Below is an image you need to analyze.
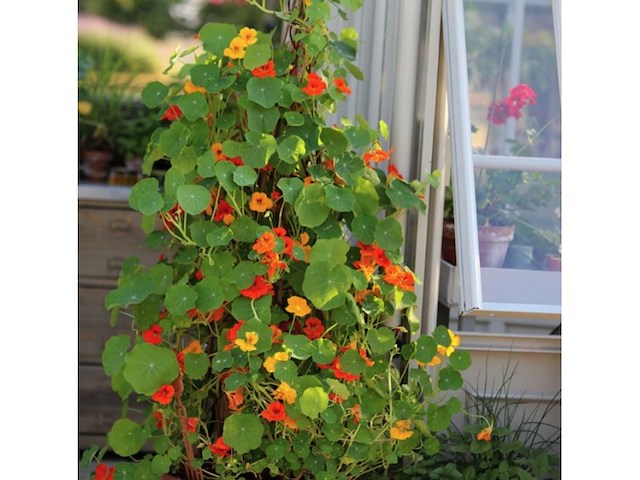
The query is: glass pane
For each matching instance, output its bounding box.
[464,0,561,158]
[464,0,561,272]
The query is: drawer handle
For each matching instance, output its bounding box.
[108,257,126,271]
[109,218,132,232]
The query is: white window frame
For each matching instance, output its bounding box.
[442,0,561,320]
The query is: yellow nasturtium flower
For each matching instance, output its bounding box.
[263,351,289,373]
[238,27,258,46]
[285,296,312,317]
[390,420,414,440]
[274,382,297,404]
[235,331,259,352]
[184,80,207,94]
[224,37,247,59]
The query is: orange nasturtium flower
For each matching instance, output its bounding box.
[477,421,494,442]
[182,339,204,355]
[235,331,259,352]
[238,27,258,46]
[211,142,227,161]
[390,420,415,440]
[274,382,298,404]
[151,384,175,405]
[286,296,312,317]
[363,146,393,166]
[184,80,206,94]
[253,231,276,254]
[249,192,273,212]
[333,77,352,95]
[283,414,298,430]
[261,401,287,422]
[224,37,247,59]
[226,386,245,411]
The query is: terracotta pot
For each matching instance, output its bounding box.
[80,149,113,182]
[477,225,515,268]
[544,253,562,271]
[441,219,457,265]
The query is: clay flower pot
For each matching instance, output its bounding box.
[80,149,113,182]
[477,225,515,268]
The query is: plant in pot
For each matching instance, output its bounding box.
[78,47,139,182]
[442,84,559,269]
[80,1,472,479]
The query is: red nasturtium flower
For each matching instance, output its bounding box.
[95,463,115,480]
[303,317,325,340]
[252,59,276,78]
[160,104,182,121]
[186,417,199,433]
[226,320,246,345]
[151,384,175,405]
[301,72,327,96]
[333,77,352,95]
[209,437,232,457]
[142,324,162,345]
[261,401,287,422]
[240,276,274,299]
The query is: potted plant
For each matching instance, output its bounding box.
[442,84,560,269]
[80,1,472,479]
[78,47,139,182]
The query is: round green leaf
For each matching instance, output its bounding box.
[277,135,306,164]
[374,216,404,251]
[320,128,348,157]
[196,150,217,178]
[302,262,352,310]
[310,338,337,364]
[141,81,168,108]
[350,214,377,244]
[247,105,280,133]
[184,352,209,379]
[123,344,180,395]
[164,284,197,315]
[266,439,288,460]
[277,177,304,203]
[108,418,146,457]
[137,191,164,216]
[214,160,238,192]
[129,177,159,212]
[230,216,259,242]
[231,261,257,289]
[387,179,422,210]
[159,121,190,158]
[102,335,131,376]
[284,111,304,126]
[199,23,237,57]
[104,273,156,309]
[294,183,330,228]
[195,276,225,312]
[424,438,440,455]
[177,92,208,121]
[232,165,259,187]
[339,348,365,374]
[366,327,396,355]
[413,335,438,363]
[309,238,350,265]
[299,387,329,419]
[206,225,234,247]
[449,349,472,371]
[352,177,379,216]
[243,43,272,70]
[246,77,282,109]
[190,63,221,91]
[427,404,452,432]
[283,333,312,360]
[151,454,171,475]
[222,413,264,454]
[176,184,211,215]
[438,366,463,390]
[324,184,355,212]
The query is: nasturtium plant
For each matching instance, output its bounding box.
[83,1,471,479]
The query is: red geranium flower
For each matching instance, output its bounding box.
[303,317,325,340]
[161,104,182,121]
[142,324,162,345]
[151,384,175,405]
[209,437,232,457]
[261,401,287,422]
